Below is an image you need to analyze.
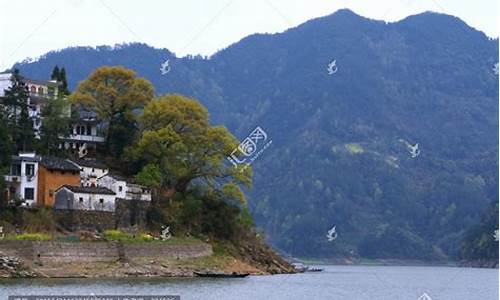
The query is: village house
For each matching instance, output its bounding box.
[74,158,109,187]
[37,156,81,207]
[98,173,152,201]
[60,108,105,155]
[54,185,116,212]
[4,152,151,211]
[3,153,40,207]
[0,72,61,138]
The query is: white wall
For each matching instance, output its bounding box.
[73,192,116,212]
[81,166,108,187]
[0,73,12,97]
[98,175,127,199]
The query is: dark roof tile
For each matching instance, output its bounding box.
[40,156,81,171]
[59,185,116,195]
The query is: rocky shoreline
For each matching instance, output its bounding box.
[0,238,295,279]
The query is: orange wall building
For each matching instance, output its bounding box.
[37,157,81,207]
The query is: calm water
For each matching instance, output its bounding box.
[0,265,498,300]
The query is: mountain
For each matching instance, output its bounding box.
[12,9,499,260]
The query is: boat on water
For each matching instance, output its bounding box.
[291,262,308,273]
[291,263,324,273]
[306,268,324,272]
[194,271,250,278]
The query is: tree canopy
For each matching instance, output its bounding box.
[2,69,34,152]
[69,66,154,156]
[129,94,252,205]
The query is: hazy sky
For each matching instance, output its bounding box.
[0,0,498,70]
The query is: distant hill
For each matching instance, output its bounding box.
[13,9,499,260]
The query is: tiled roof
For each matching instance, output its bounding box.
[24,78,60,87]
[40,156,81,172]
[99,171,128,181]
[60,185,116,195]
[75,159,107,169]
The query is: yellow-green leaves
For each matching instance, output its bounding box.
[222,182,246,205]
[128,94,253,205]
[70,66,154,121]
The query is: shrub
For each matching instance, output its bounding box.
[13,233,51,241]
[22,208,56,232]
[103,230,131,242]
[139,233,154,242]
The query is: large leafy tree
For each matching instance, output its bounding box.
[3,69,34,152]
[129,94,252,205]
[69,66,154,156]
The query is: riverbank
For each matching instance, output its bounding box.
[0,237,295,278]
[290,257,498,269]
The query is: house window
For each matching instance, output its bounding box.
[11,164,21,176]
[24,188,34,200]
[25,164,35,176]
[87,125,91,135]
[118,186,123,192]
[79,197,84,203]
[99,198,104,204]
[30,86,36,93]
[37,87,44,95]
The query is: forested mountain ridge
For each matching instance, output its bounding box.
[12,9,499,260]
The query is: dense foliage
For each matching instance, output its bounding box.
[2,69,35,152]
[69,66,155,157]
[459,201,498,262]
[13,10,499,260]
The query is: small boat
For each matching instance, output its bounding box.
[194,271,249,278]
[291,262,308,273]
[306,268,324,272]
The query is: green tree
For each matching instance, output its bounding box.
[50,65,60,81]
[3,69,34,152]
[58,67,69,95]
[0,112,12,207]
[69,66,154,156]
[128,94,252,204]
[50,65,69,95]
[39,96,72,155]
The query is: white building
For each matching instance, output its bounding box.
[98,174,151,201]
[60,108,105,154]
[75,159,109,187]
[3,153,40,207]
[0,72,61,138]
[54,185,116,212]
[126,183,152,201]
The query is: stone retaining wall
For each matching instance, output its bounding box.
[0,241,212,263]
[124,244,213,259]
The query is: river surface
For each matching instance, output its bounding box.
[0,265,498,300]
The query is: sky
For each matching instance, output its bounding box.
[0,0,498,70]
